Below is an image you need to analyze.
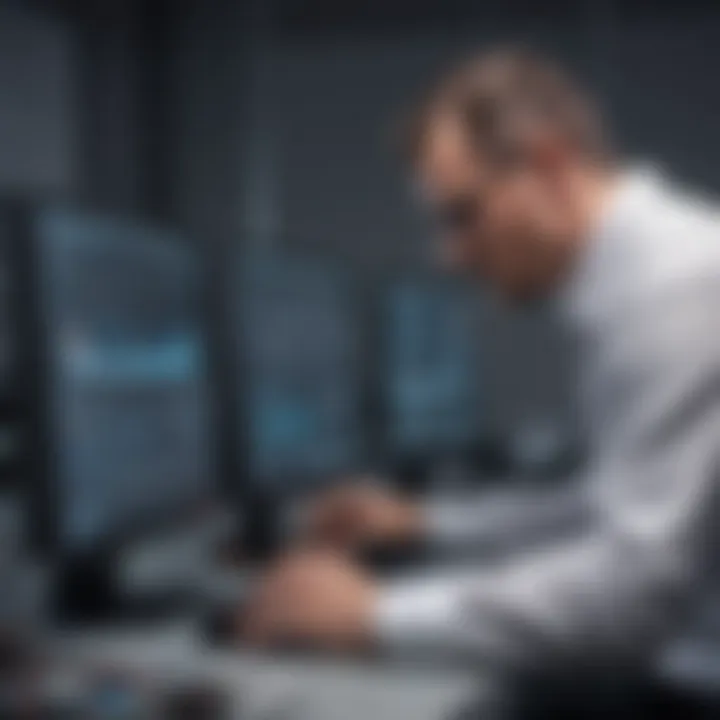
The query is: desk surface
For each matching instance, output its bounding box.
[54,621,492,720]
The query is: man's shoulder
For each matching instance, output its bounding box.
[589,180,720,340]
[567,172,720,334]
[624,181,720,304]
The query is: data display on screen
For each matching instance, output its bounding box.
[387,279,481,453]
[36,207,212,551]
[241,256,361,486]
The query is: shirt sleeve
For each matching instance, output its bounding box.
[423,482,591,556]
[376,281,720,673]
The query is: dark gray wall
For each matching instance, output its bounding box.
[165,0,246,237]
[75,0,147,213]
[608,16,720,190]
[0,0,167,213]
[74,0,178,218]
[0,1,75,194]
[163,0,250,489]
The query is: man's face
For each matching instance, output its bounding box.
[417,113,572,301]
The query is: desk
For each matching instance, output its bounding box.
[53,621,495,720]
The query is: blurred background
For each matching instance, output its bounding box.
[0,0,719,716]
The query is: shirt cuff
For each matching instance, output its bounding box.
[374,578,461,652]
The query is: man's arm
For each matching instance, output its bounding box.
[377,282,720,672]
[303,477,591,559]
[424,481,591,557]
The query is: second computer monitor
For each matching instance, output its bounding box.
[386,276,483,458]
[240,254,363,490]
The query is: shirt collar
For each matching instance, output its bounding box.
[554,164,663,326]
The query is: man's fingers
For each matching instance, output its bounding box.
[306,504,365,547]
[243,593,288,647]
[242,603,270,646]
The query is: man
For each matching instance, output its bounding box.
[243,48,720,695]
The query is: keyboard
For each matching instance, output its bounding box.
[48,620,489,720]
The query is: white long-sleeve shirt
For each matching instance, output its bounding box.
[376,168,720,675]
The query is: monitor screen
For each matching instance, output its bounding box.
[36,207,213,552]
[240,256,361,487]
[387,278,482,454]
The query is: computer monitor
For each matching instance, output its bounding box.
[239,254,363,492]
[385,276,483,463]
[24,204,214,558]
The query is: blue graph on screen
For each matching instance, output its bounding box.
[388,279,481,452]
[37,207,212,550]
[241,255,361,485]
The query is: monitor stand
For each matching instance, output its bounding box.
[239,489,284,566]
[53,547,185,626]
[54,549,134,624]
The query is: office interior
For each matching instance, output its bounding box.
[1,0,720,718]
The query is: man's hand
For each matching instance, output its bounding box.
[303,482,425,551]
[242,550,377,652]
